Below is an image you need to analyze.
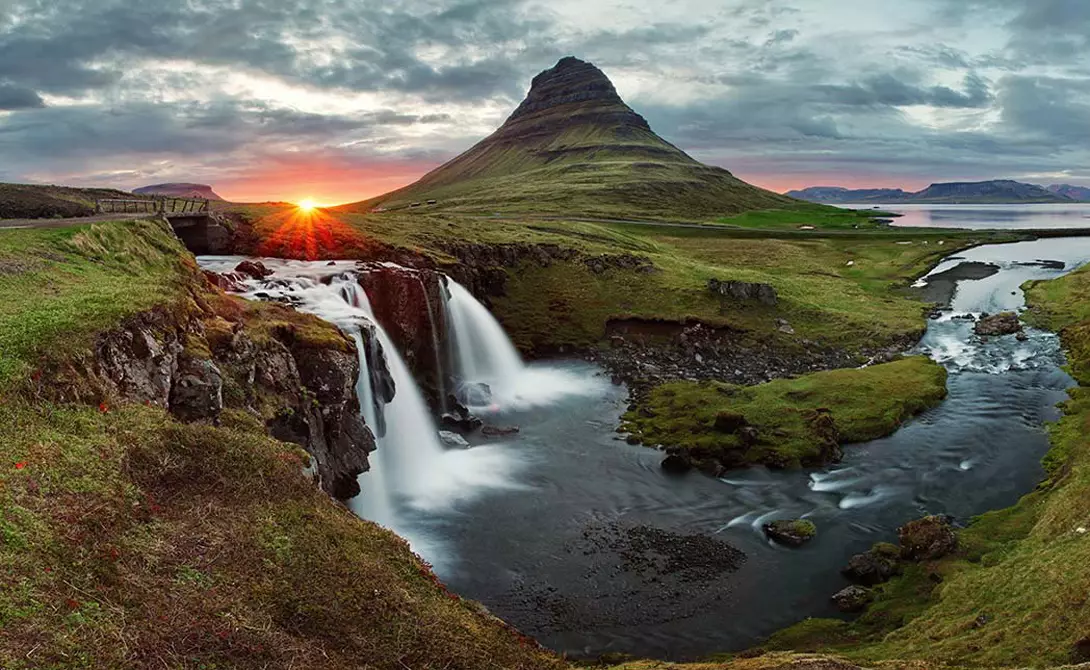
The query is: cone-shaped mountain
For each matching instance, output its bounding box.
[355,57,799,219]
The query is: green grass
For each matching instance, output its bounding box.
[620,357,948,469]
[0,220,190,389]
[714,208,895,231]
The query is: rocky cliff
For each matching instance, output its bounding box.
[133,182,226,201]
[37,279,377,500]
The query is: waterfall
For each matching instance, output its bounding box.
[445,280,525,394]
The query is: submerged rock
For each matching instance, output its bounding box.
[660,450,693,474]
[974,312,1022,337]
[234,259,274,279]
[832,585,873,613]
[842,542,902,585]
[899,515,958,561]
[482,424,520,437]
[438,431,471,449]
[763,519,817,547]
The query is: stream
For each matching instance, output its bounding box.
[199,235,1090,661]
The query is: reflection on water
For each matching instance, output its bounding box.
[842,203,1090,230]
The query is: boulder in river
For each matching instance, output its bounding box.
[832,585,873,613]
[661,450,693,474]
[842,542,902,585]
[763,519,817,547]
[974,312,1022,337]
[234,259,274,279]
[482,424,520,437]
[438,431,471,449]
[898,515,958,561]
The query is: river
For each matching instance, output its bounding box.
[197,210,1090,661]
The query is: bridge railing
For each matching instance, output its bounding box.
[95,197,211,215]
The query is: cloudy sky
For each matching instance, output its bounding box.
[1,0,1087,204]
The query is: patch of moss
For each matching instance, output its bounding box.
[621,357,948,469]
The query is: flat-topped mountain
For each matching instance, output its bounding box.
[1048,184,1090,202]
[351,57,798,219]
[133,183,225,201]
[786,187,909,203]
[789,180,1071,204]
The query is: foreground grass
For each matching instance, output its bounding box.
[620,357,947,469]
[0,220,188,388]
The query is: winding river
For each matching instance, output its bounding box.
[199,212,1090,661]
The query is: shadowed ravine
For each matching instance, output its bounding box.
[199,238,1090,660]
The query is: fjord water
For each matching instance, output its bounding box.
[201,233,1090,660]
[852,202,1090,230]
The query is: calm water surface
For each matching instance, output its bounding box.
[843,203,1090,230]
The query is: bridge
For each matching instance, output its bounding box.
[95,197,211,218]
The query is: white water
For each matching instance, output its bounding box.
[195,257,528,562]
[444,278,606,411]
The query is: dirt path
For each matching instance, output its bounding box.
[0,214,147,230]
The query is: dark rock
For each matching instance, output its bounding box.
[713,410,748,433]
[707,278,778,306]
[93,312,184,407]
[459,381,493,406]
[203,270,247,292]
[439,430,471,449]
[234,259,274,279]
[842,542,902,585]
[661,451,693,474]
[763,519,817,547]
[441,407,483,433]
[832,585,873,613]
[899,515,958,561]
[974,312,1022,337]
[482,424,520,437]
[168,357,223,423]
[357,265,449,410]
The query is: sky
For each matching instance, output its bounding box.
[0,0,1088,205]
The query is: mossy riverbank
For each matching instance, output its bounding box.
[620,357,948,471]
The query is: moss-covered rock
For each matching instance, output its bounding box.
[764,519,817,547]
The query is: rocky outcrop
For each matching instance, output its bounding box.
[357,264,449,410]
[832,585,873,613]
[899,515,958,560]
[974,312,1022,337]
[763,519,817,547]
[708,279,778,306]
[842,543,902,585]
[133,182,225,201]
[599,318,911,393]
[42,292,376,501]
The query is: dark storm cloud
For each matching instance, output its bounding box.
[816,73,993,109]
[0,83,44,110]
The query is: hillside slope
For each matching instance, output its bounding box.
[0,183,142,219]
[349,57,800,220]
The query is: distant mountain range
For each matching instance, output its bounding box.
[787,180,1089,204]
[133,183,225,201]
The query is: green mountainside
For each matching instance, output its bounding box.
[349,57,801,220]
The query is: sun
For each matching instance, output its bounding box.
[297,198,318,212]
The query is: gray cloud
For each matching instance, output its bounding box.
[0,82,44,110]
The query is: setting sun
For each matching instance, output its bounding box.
[297,198,318,212]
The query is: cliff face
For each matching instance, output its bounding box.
[39,282,377,500]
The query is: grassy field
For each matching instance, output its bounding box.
[0,183,141,219]
[227,204,1001,357]
[0,220,189,389]
[620,357,947,469]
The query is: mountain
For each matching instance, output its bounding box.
[1048,184,1090,202]
[788,180,1071,204]
[133,183,225,201]
[351,57,799,219]
[786,186,909,203]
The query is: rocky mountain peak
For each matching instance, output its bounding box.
[505,56,649,130]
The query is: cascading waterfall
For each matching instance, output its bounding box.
[195,258,523,555]
[446,280,525,384]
